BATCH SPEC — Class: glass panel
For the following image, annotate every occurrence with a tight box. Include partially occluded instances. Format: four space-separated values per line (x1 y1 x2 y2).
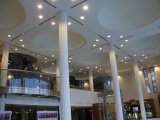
143 68 151 94
149 67 158 93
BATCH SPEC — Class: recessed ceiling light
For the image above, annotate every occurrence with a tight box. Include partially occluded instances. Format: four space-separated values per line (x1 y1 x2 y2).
93 44 96 47
37 4 43 9
120 44 124 47
134 54 136 57
51 21 55 25
99 47 102 50
96 39 99 42
52 62 54 65
80 16 85 20
120 35 124 38
69 61 71 63
141 59 143 62
69 57 72 60
35 67 38 70
45 57 47 60
52 54 54 57
15 48 18 51
20 39 23 42
38 15 43 19
107 35 111 38
95 67 98 69
71 0 76 2
33 53 35 56
145 56 148 59
22 45 25 47
37 54 39 57
45 61 47 63
142 54 145 56
83 5 88 11
8 34 11 38
124 56 127 59
125 39 128 42
87 67 89 69
68 22 71 25
125 61 127 64
121 59 124 62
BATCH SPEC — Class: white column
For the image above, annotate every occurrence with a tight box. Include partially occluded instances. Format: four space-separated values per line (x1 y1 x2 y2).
56 60 61 91
58 11 71 120
0 94 6 111
89 70 94 91
1 42 10 87
133 59 147 120
109 42 124 120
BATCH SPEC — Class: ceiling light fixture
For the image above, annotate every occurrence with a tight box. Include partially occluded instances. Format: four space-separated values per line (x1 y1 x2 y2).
95 67 98 69
124 56 127 59
107 35 111 38
22 45 25 47
96 39 99 42
99 47 102 50
38 15 43 19
69 61 71 63
51 21 55 25
45 57 47 60
69 57 72 60
8 34 11 38
15 48 18 51
145 56 148 59
142 54 145 56
68 22 71 25
141 59 143 62
120 44 124 47
121 59 124 62
134 54 136 57
83 5 88 11
52 54 54 57
37 4 43 9
125 39 128 42
52 62 54 65
93 44 96 47
20 39 23 42
125 61 127 64
80 16 85 20
120 35 124 38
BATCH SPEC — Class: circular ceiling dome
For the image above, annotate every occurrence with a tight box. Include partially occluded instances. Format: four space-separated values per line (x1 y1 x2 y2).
128 34 160 51
33 31 86 52
106 63 132 73
42 66 73 75
98 0 160 31
78 52 115 66
0 0 26 28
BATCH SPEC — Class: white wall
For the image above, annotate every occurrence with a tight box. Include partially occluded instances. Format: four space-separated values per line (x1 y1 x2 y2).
117 67 160 117
70 89 103 107
4 89 103 107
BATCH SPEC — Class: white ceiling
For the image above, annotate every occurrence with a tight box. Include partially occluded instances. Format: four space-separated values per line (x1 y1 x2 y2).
0 0 160 78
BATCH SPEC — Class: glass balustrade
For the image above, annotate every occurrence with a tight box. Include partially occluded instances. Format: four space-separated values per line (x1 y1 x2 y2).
0 69 59 97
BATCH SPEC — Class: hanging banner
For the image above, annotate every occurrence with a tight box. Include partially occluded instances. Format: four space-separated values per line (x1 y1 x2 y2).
0 111 12 120
37 111 58 120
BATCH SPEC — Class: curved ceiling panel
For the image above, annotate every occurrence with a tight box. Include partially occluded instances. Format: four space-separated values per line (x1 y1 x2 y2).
42 66 73 75
0 0 26 28
98 0 160 31
148 55 160 64
128 34 160 51
33 31 86 52
78 52 115 66
106 62 132 73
